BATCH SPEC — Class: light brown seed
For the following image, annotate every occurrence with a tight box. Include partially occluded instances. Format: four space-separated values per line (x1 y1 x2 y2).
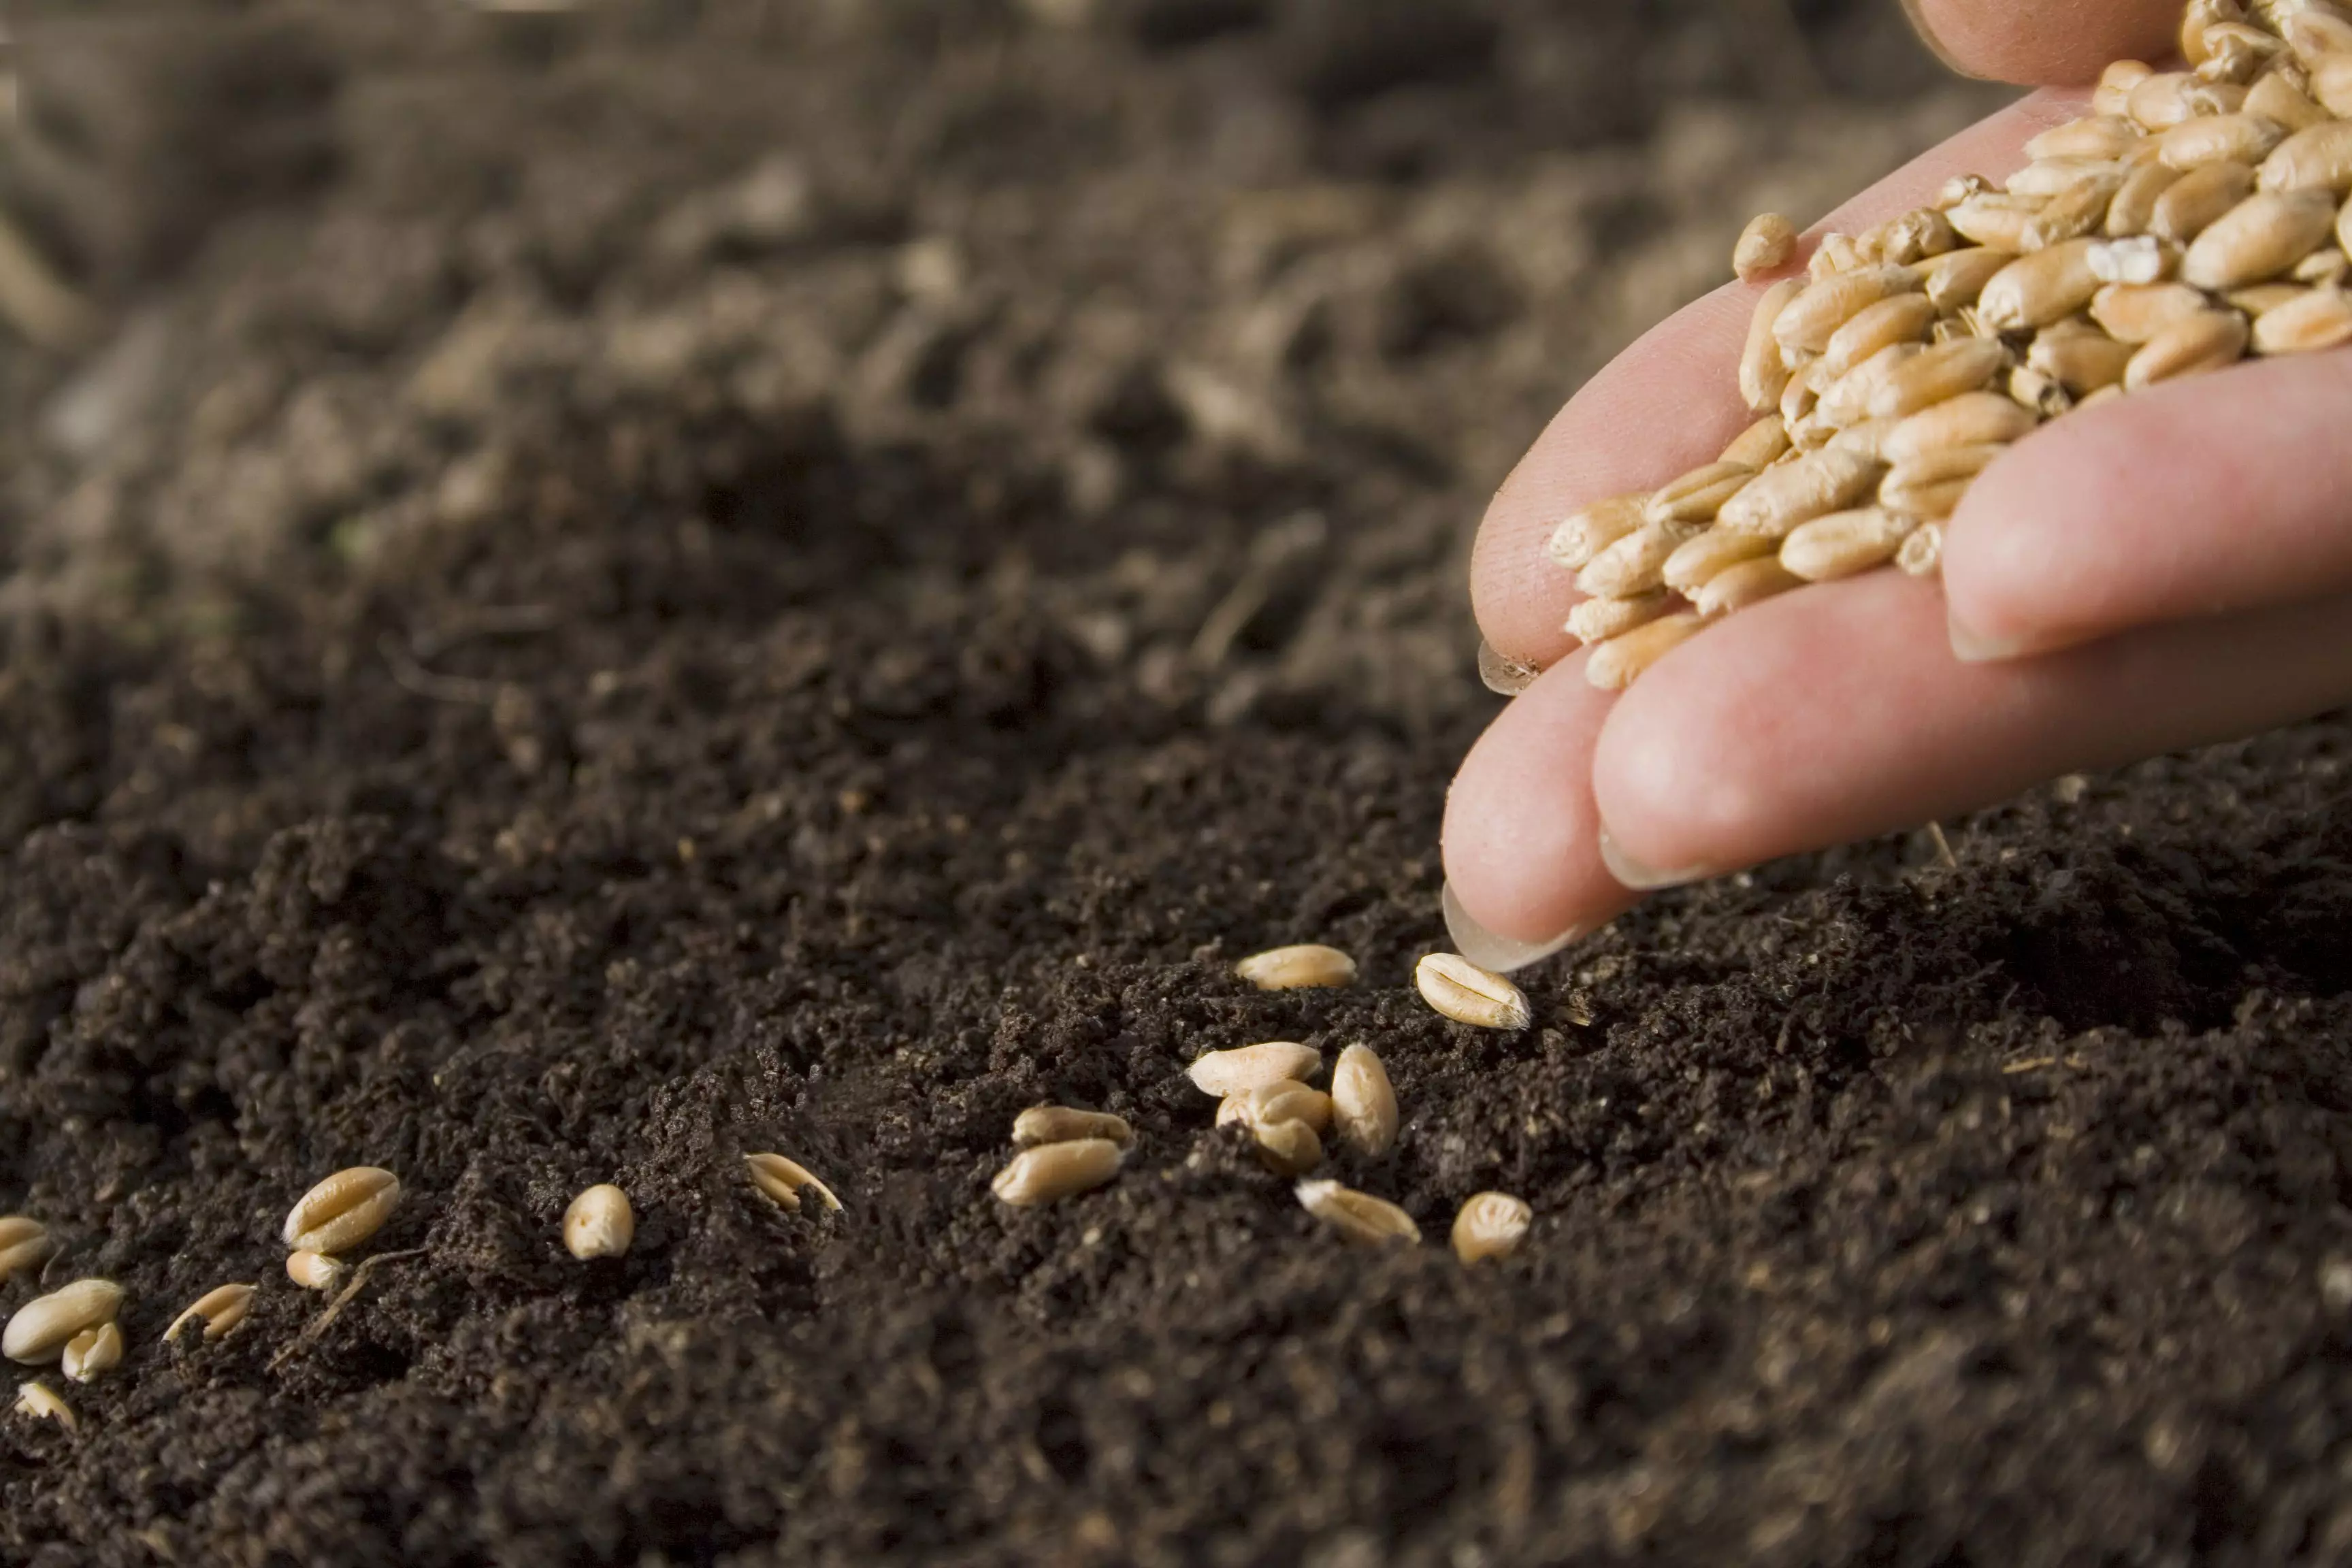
2128 71 2245 130
745 1153 843 1212
1978 239 2103 331
2247 69 2332 135
2091 280 2215 340
1451 1192 1533 1264
1544 494 1648 571
2183 189 2337 287
1661 527 1774 595
2107 161 2187 235
991 1139 1124 1206
1778 354 1828 425
1947 193 2044 252
1810 232 1864 277
282 1166 402 1255
2152 160 2259 242
2026 114 2146 162
14 1380 73 1432
1579 521 1700 600
2313 50 2352 115
2124 309 2251 389
1866 337 2012 421
163 1284 253 1345
2029 321 2137 394
1718 414 1791 470
2336 193 2352 267
1330 1044 1399 1158
1585 610 1705 690
2253 285 2352 350
2285 8 2352 67
1931 173 1995 212
1235 944 1356 991
1772 267 1919 356
2086 234 2177 284
1644 460 1754 527
2007 158 2127 200
2229 280 2313 313
60 1322 120 1385
1414 953 1531 1031
2293 245 2350 283
1922 246 2017 311
1740 278 1804 412
1820 293 1938 378
1897 521 1945 577
563 1186 634 1261
2259 119 2352 192
1716 446 1886 538
2008 364 2075 418
1013 1106 1137 1149
1733 212 1797 281
287 1249 348 1291
0 1218 50 1286
1780 508 1919 581
1252 1117 1323 1177
3 1280 123 1365
2095 60 2157 118
1875 208 1961 265
1814 341 1922 427
2198 20 2285 82
1693 557 1801 617
1186 1041 1320 1098
2023 171 2129 250
1220 1080 1333 1133
1294 1179 1420 1246
2179 0 2240 69
1826 416 1902 462
1881 444 2006 519
1884 392 2038 462
1564 590 1673 645
2160 112 2287 170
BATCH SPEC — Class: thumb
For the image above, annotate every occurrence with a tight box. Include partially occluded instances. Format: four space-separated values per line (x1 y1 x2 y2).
1903 0 2183 85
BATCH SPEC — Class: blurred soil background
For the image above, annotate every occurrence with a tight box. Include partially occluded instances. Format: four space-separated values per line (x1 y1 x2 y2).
8 3 2352 1564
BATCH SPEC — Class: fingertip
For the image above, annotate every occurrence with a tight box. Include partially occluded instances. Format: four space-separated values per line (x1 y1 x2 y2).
1904 0 2180 86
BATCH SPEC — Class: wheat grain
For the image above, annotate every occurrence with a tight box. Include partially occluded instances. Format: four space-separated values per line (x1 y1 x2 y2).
60 1322 120 1384
1235 944 1356 990
1781 508 1919 581
1584 610 1705 690
163 1284 253 1345
1414 953 1531 1030
1295 1179 1420 1246
745 1153 843 1212
2124 308 2251 387
3 1281 122 1365
14 1380 72 1431
1733 213 1797 281
283 1167 402 1255
1013 1106 1137 1148
1450 1192 1533 1263
1330 1044 1399 1158
2253 284 2352 349
1188 1041 1321 1096
992 1139 1124 1205
0 1218 50 1286
1565 590 1673 644
1693 557 1803 616
563 1186 635 1260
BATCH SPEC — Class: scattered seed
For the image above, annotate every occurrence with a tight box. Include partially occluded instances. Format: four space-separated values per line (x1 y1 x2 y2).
1013 1106 1137 1148
0 1218 51 1286
1295 1179 1420 1246
1235 943 1356 991
991 1139 1124 1206
3 1280 123 1365
1544 494 1649 571
563 1186 635 1261
1733 212 1797 280
14 1380 73 1432
1565 589 1673 645
1414 953 1531 1031
1330 1043 1400 1158
287 1250 348 1291
1252 1117 1324 1177
1451 1192 1534 1263
2253 285 2352 350
1187 1041 1320 1098
282 1166 402 1256
745 1154 843 1213
1584 610 1705 690
163 1283 254 1345
60 1323 121 1384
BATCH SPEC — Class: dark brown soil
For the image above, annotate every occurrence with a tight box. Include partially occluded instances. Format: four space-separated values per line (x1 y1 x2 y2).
10 6 2352 1566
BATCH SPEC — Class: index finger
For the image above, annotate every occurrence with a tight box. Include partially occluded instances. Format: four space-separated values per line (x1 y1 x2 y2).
1906 0 2180 84
1471 90 2084 672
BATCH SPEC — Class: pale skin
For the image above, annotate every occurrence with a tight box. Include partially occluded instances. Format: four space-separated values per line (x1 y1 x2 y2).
1442 0 2352 969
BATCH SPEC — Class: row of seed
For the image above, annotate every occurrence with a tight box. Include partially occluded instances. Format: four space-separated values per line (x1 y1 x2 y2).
1550 0 2352 688
987 944 1536 1264
2 1151 838 1431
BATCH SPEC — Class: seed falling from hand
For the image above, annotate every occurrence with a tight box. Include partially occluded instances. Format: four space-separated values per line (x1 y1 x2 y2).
282 1166 402 1255
1415 954 1532 1031
992 1139 1124 1206
1451 1192 1533 1263
564 1185 635 1260
1233 944 1357 990
61 1323 121 1384
163 1284 255 1345
744 1154 842 1213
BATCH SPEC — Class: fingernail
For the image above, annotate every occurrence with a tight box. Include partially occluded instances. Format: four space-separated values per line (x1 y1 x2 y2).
1441 881 1582 973
1477 638 1540 696
1946 614 2025 664
1596 828 1714 892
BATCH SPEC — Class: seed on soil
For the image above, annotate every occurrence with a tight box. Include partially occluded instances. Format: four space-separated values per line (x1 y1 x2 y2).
1187 1041 1320 1098
1013 1106 1137 1148
991 1139 1124 1205
1732 212 1797 280
0 1217 50 1284
745 1154 843 1212
61 1323 121 1384
1451 1192 1533 1263
1218 1080 1333 1132
1295 1179 1420 1246
164 1284 255 1345
283 1166 402 1255
3 1279 124 1365
14 1380 73 1432
1414 953 1531 1031
287 1250 348 1291
1330 1043 1399 1158
562 1186 635 1260
1234 943 1356 991
1252 1117 1324 1177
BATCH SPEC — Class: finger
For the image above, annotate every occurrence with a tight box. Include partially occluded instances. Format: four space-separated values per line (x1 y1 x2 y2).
1946 353 2352 662
1473 91 2085 673
1439 653 1637 961
1588 571 2352 888
1904 0 2180 86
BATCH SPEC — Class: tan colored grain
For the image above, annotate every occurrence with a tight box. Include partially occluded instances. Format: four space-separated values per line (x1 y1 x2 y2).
2095 60 2157 118
2284 8 2352 67
1235 944 1356 991
1827 416 1902 462
1932 173 1995 211
991 1139 1124 1205
1897 521 1946 577
2293 244 2350 283
60 1322 120 1385
2026 172 2130 250
1661 526 1774 595
283 1166 402 1255
1780 508 1920 580
1585 611 1705 690
2228 280 2313 312
2107 160 2187 235
1013 1106 1137 1149
2197 21 2286 82
1883 391 2038 461
2247 69 2332 134
3 1281 123 1365
1186 1041 1320 1098
2181 188 2337 287
1740 278 1804 412
1978 238 2104 331
1578 521 1699 600
1733 212 1797 280
1778 354 1829 425
1544 493 1649 571
287 1249 348 1291
14 1380 73 1432
1644 459 1755 526
1716 446 1886 539
2123 308 2251 387
745 1153 843 1212
1772 266 1918 355
2007 158 2127 199
2313 50 2352 115
2008 364 2074 417
1414 953 1531 1030
563 1186 634 1260
1330 1044 1399 1158
163 1284 253 1345
2259 118 2352 191
1820 293 1938 377
2152 160 2259 242
2179 0 2239 68
1295 1179 1420 1246
1947 193 2044 252
1922 246 2017 311
1451 1192 1533 1264
2159 111 2287 169
0 1218 50 1286
2252 284 2352 348
2091 280 2214 340
1881 444 2005 519
2029 321 2138 393
1565 590 1673 645
1815 342 1922 426
2026 115 2146 161
1875 208 1961 265
2128 71 2246 130
1252 1117 1324 1177
1718 414 1791 470
1692 557 1802 617
1866 336 2012 419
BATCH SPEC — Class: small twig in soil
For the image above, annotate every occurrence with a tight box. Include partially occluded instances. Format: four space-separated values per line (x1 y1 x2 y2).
1927 821 1959 870
267 1247 428 1371
379 633 506 706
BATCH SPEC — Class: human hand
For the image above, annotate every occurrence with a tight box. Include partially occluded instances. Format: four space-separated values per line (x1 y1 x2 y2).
1441 0 2352 970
